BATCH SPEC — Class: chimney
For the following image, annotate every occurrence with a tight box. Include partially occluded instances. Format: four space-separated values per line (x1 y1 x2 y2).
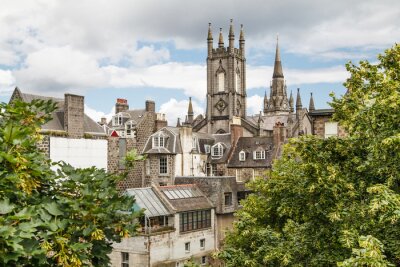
154 113 167 131
64 94 84 138
273 121 286 147
145 100 155 112
230 118 243 146
115 98 129 114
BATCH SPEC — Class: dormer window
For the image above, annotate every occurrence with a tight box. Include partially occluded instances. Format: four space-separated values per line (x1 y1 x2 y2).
152 132 166 148
253 150 266 160
113 113 123 126
211 143 223 159
239 151 246 161
125 120 136 138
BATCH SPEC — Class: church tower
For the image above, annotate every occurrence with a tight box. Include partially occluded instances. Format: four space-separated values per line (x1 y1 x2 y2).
264 37 289 115
205 20 246 134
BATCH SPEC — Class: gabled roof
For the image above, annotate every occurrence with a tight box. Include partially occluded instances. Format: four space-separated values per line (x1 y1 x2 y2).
228 137 274 168
126 187 171 217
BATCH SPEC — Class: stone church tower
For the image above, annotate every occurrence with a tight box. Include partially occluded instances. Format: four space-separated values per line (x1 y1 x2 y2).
205 20 246 134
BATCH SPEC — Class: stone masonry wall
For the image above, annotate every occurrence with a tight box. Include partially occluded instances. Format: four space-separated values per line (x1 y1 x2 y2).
144 154 175 186
313 116 346 138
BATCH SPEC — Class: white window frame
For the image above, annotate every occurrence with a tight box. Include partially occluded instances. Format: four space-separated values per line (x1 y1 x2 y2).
145 159 151 176
204 145 210 154
201 256 207 265
211 143 223 159
253 150 265 160
125 121 136 138
239 151 246 161
112 113 123 126
200 238 205 250
184 242 190 253
159 156 168 175
152 133 165 148
121 252 129 267
325 121 338 138
192 137 197 149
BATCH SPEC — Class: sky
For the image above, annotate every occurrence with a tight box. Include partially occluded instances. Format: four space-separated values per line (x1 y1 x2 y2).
0 0 399 125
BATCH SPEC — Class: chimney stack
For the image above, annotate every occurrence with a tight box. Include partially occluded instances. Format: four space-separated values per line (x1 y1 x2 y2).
145 100 155 112
115 98 129 114
64 94 84 138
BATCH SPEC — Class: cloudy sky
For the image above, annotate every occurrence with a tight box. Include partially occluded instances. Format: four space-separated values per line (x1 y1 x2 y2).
0 0 399 124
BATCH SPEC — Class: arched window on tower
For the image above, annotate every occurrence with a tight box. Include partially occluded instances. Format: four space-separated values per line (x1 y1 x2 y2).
218 72 225 92
235 68 241 93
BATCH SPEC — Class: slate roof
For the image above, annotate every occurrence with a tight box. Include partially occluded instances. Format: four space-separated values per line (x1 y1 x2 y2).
309 109 335 116
143 127 182 154
12 88 105 135
126 187 171 217
228 137 274 168
159 184 214 212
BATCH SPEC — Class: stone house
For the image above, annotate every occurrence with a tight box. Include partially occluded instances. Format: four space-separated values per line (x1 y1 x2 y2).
309 108 346 138
9 87 108 170
110 184 216 267
107 98 167 190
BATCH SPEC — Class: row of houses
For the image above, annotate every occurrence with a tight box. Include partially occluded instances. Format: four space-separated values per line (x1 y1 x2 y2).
9 21 347 267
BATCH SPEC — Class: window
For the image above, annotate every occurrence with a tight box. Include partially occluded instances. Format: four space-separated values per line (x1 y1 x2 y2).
125 121 136 138
113 113 123 126
325 122 338 138
218 72 225 92
204 145 210 154
152 133 165 148
180 210 212 232
253 150 265 160
239 151 246 161
224 192 232 206
211 143 223 158
235 70 241 93
159 156 168 174
200 239 205 249
145 159 150 176
192 137 197 149
201 256 207 265
185 242 190 253
121 252 129 267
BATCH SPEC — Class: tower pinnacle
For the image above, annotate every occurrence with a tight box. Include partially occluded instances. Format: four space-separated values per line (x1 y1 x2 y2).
207 23 213 40
187 97 194 123
309 92 315 111
273 35 284 78
218 28 224 48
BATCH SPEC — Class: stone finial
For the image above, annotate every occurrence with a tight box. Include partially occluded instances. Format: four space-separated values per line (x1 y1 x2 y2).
229 19 234 38
296 88 302 109
176 117 181 127
218 28 224 48
207 23 213 40
289 90 294 113
309 92 315 112
239 24 245 41
187 97 194 124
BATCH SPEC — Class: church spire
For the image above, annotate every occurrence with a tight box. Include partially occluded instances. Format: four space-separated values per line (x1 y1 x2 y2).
187 97 194 123
289 90 294 113
263 90 269 113
296 88 302 110
309 92 315 111
218 28 224 48
273 35 284 78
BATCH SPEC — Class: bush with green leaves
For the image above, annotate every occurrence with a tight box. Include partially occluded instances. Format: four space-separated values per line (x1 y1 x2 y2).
0 99 140 266
218 44 400 266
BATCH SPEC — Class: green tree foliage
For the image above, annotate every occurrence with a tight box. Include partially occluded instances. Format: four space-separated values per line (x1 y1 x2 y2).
218 44 400 266
0 100 140 266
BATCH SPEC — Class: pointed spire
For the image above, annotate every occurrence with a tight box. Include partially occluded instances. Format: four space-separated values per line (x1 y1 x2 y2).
176 118 181 127
296 88 302 109
239 24 245 41
258 111 264 124
289 90 294 113
309 92 315 111
229 19 234 38
207 23 213 40
273 35 284 78
218 28 224 48
187 97 194 123
264 90 269 113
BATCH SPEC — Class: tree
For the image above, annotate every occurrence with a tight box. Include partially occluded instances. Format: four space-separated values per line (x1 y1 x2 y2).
0 99 140 266
217 44 400 266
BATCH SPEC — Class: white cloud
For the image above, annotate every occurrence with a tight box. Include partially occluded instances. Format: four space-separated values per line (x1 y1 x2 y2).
129 46 170 67
0 70 16 96
247 94 264 115
84 105 114 124
159 98 204 126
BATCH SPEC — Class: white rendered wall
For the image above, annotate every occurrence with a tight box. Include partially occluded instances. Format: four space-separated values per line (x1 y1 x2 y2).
50 137 107 170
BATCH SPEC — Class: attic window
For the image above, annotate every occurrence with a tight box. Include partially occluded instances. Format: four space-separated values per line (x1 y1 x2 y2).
204 145 210 153
239 151 246 161
112 113 123 126
152 132 166 148
211 143 223 158
125 121 136 138
253 150 265 160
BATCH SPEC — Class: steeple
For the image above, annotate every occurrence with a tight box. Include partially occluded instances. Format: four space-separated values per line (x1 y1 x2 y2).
207 23 213 57
289 90 294 113
273 35 284 78
309 92 315 112
176 118 181 127
187 97 194 124
296 88 302 110
263 90 268 113
239 24 245 56
218 28 224 48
